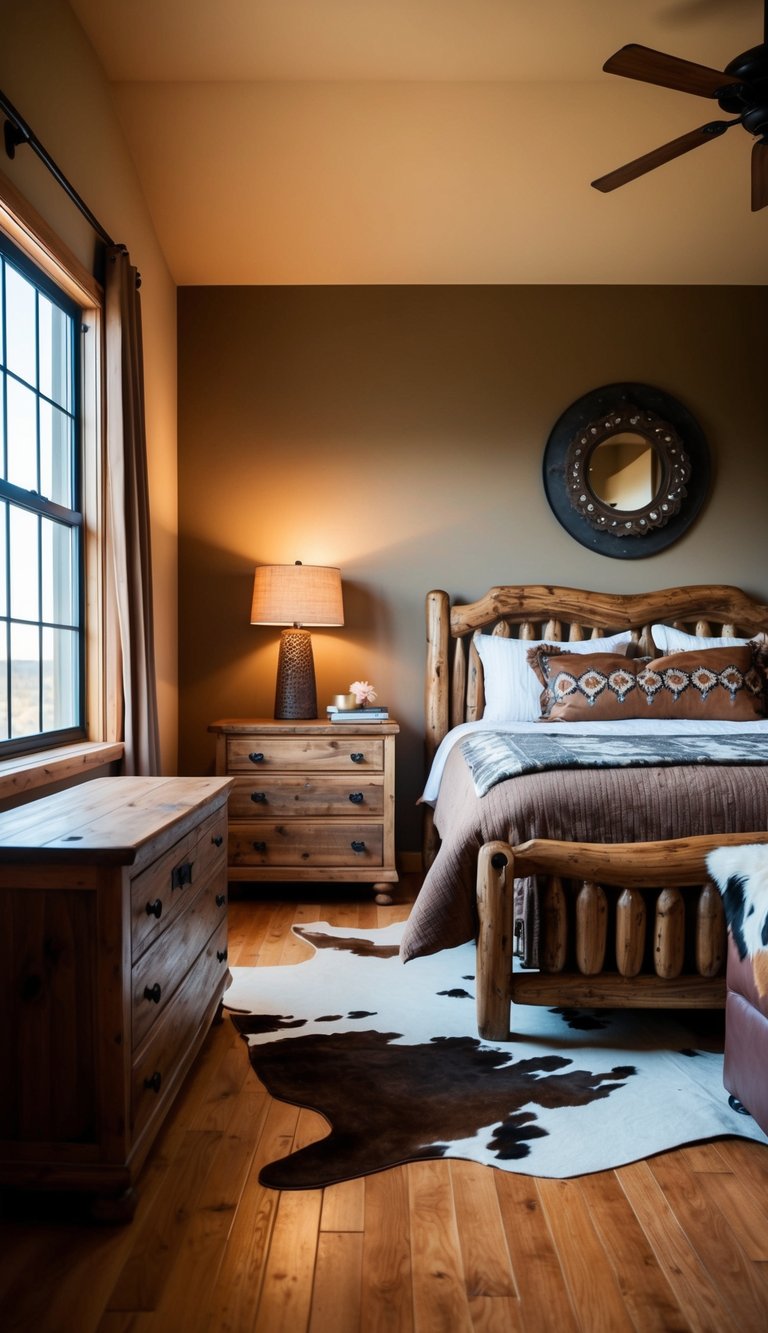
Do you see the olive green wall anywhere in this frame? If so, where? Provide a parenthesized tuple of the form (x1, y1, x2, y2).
(177, 285, 768, 853)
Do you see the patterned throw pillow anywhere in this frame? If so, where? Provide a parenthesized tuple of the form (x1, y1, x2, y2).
(527, 644, 766, 723)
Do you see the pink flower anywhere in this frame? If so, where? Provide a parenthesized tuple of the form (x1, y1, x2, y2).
(350, 680, 377, 705)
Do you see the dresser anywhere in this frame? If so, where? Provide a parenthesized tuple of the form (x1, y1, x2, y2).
(0, 775, 232, 1219)
(208, 718, 398, 901)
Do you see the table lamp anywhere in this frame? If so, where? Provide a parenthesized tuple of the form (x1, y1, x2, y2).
(250, 561, 344, 719)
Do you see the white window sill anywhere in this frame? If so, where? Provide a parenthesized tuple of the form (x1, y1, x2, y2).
(0, 741, 125, 807)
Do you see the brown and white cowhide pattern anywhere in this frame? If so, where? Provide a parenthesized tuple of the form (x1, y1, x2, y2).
(225, 923, 768, 1190)
(707, 845, 768, 998)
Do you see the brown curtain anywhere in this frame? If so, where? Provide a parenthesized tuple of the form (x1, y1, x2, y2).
(105, 245, 161, 775)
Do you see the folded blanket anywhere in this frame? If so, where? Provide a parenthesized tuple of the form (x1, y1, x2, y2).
(461, 732, 768, 799)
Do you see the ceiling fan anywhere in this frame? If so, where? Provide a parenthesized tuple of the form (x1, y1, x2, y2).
(591, 0, 768, 210)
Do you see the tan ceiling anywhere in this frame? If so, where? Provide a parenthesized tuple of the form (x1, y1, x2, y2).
(68, 0, 768, 284)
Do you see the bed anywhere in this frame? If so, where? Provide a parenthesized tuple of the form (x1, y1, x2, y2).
(401, 584, 768, 1040)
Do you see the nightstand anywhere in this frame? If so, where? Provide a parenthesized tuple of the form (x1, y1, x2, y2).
(208, 718, 399, 902)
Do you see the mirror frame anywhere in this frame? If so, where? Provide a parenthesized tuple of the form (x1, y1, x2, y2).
(543, 382, 710, 559)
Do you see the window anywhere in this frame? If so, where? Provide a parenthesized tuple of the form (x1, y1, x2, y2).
(0, 231, 84, 754)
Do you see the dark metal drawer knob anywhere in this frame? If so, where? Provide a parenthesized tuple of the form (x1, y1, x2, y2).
(351, 840, 366, 854)
(212, 834, 223, 847)
(144, 983, 162, 1004)
(250, 791, 267, 804)
(348, 792, 364, 804)
(144, 1071, 162, 1094)
(217, 948, 228, 963)
(350, 753, 364, 764)
(171, 861, 193, 890)
(248, 752, 265, 764)
(145, 898, 163, 919)
(216, 893, 226, 908)
(253, 840, 267, 852)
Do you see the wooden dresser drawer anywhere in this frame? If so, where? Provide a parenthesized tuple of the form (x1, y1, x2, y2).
(228, 775, 385, 819)
(130, 805, 228, 961)
(226, 734, 384, 773)
(131, 869, 228, 1047)
(132, 917, 229, 1144)
(228, 820, 384, 868)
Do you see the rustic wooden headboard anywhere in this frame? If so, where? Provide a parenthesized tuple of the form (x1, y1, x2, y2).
(423, 584, 768, 867)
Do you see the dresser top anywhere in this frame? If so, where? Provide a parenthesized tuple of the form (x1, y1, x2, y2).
(208, 717, 399, 735)
(0, 776, 232, 865)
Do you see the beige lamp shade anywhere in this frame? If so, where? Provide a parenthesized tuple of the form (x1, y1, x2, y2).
(250, 562, 344, 627)
(250, 562, 344, 719)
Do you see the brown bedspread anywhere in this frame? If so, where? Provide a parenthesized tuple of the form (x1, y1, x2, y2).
(400, 740, 768, 963)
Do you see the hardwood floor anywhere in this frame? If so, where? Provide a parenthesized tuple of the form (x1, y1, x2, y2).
(2, 875, 768, 1332)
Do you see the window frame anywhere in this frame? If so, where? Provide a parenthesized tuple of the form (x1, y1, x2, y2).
(0, 229, 86, 756)
(0, 167, 120, 784)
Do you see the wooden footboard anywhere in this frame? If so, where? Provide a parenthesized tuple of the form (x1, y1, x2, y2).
(476, 832, 768, 1041)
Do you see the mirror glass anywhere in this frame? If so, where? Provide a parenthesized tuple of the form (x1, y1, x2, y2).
(587, 433, 662, 512)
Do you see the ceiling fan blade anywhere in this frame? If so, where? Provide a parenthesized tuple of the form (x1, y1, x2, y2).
(752, 140, 768, 211)
(591, 121, 731, 193)
(603, 44, 742, 98)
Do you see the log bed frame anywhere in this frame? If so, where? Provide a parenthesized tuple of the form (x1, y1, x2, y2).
(423, 584, 768, 1041)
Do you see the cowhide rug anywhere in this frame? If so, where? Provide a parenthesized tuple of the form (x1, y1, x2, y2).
(225, 922, 768, 1190)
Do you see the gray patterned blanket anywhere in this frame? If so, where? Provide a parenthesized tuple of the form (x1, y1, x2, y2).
(461, 732, 768, 798)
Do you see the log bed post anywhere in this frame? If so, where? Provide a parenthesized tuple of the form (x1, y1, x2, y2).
(423, 589, 450, 869)
(476, 841, 515, 1040)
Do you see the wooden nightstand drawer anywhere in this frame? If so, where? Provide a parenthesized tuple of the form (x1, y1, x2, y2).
(131, 870, 228, 1047)
(226, 734, 384, 773)
(132, 917, 229, 1143)
(130, 806, 227, 961)
(228, 775, 385, 819)
(228, 820, 384, 868)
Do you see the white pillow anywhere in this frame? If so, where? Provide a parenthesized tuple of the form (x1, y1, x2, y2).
(474, 629, 633, 722)
(651, 624, 747, 654)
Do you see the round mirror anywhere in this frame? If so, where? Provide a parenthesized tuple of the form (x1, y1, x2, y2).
(543, 383, 710, 559)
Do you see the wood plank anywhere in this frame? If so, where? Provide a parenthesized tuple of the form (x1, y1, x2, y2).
(618, 1159, 743, 1333)
(309, 1231, 364, 1333)
(408, 1159, 472, 1332)
(361, 1166, 414, 1333)
(579, 1169, 688, 1331)
(253, 1188, 322, 1333)
(320, 1176, 366, 1232)
(648, 1151, 768, 1321)
(493, 1172, 579, 1332)
(536, 1177, 635, 1331)
(449, 1161, 520, 1316)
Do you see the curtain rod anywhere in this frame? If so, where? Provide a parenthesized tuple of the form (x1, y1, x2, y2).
(0, 86, 115, 248)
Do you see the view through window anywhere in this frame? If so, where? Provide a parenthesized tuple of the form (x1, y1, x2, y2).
(0, 231, 84, 753)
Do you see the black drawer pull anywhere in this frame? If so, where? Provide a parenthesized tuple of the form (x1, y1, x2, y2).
(217, 949, 228, 963)
(216, 893, 226, 908)
(348, 791, 364, 804)
(144, 1071, 162, 1094)
(144, 983, 162, 1004)
(253, 840, 267, 853)
(250, 791, 268, 804)
(351, 840, 366, 854)
(350, 753, 364, 764)
(249, 752, 265, 764)
(145, 898, 163, 919)
(171, 861, 193, 891)
(212, 834, 223, 847)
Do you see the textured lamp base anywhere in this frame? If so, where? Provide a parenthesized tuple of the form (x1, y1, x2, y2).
(274, 627, 318, 719)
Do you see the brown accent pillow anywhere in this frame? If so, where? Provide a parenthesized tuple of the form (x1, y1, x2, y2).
(526, 644, 766, 723)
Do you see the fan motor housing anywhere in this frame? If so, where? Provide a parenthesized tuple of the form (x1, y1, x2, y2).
(719, 45, 768, 117)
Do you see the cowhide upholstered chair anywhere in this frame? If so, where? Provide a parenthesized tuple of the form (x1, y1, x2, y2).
(707, 845, 768, 1137)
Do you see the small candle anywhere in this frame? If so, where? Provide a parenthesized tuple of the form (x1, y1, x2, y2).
(333, 693, 357, 711)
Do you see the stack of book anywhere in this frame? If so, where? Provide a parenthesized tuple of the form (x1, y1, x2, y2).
(327, 704, 389, 722)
